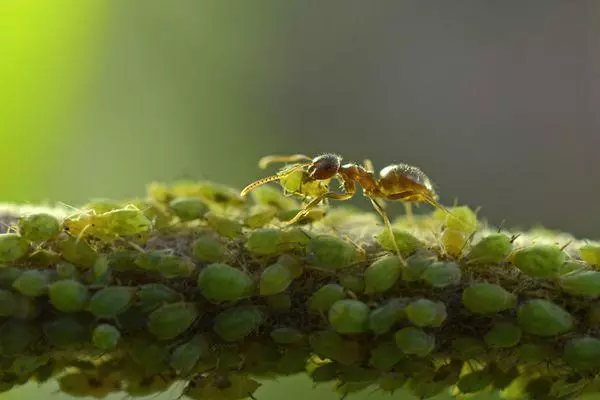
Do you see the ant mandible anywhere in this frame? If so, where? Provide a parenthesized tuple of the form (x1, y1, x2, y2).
(240, 153, 456, 262)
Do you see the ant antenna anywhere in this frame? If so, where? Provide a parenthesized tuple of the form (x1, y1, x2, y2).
(258, 154, 311, 169)
(240, 163, 311, 198)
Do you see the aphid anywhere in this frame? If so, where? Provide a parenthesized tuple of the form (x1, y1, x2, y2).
(240, 153, 460, 261)
(62, 204, 152, 243)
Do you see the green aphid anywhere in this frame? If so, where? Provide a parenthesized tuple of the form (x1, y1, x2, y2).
(56, 236, 98, 269)
(369, 341, 405, 372)
(213, 306, 264, 342)
(249, 185, 298, 210)
(489, 364, 520, 390)
(563, 336, 600, 370)
(137, 283, 182, 313)
(48, 279, 90, 313)
(243, 207, 278, 228)
(402, 249, 436, 282)
(136, 251, 194, 278)
(462, 283, 517, 314)
(170, 334, 210, 373)
(368, 298, 406, 335)
(12, 270, 48, 297)
(105, 250, 138, 272)
(308, 283, 345, 313)
(18, 213, 61, 242)
(422, 261, 461, 288)
(307, 235, 360, 270)
(364, 255, 402, 294)
(64, 207, 152, 241)
(265, 293, 292, 311)
(517, 299, 574, 336)
(328, 299, 370, 334)
(394, 327, 435, 357)
(517, 343, 553, 363)
(0, 268, 22, 290)
(467, 234, 512, 264)
(128, 339, 170, 375)
(0, 320, 39, 355)
(259, 262, 295, 296)
(524, 378, 553, 399)
(434, 205, 478, 232)
(457, 369, 493, 394)
(197, 263, 253, 302)
(484, 322, 522, 348)
(245, 228, 285, 256)
(311, 362, 338, 383)
(339, 275, 364, 293)
(309, 330, 363, 366)
(11, 293, 37, 320)
(513, 245, 566, 278)
(88, 286, 134, 318)
(192, 234, 227, 263)
(0, 233, 29, 263)
(405, 299, 446, 327)
(451, 337, 486, 360)
(281, 227, 312, 248)
(205, 212, 243, 239)
(128, 199, 172, 229)
(90, 254, 110, 284)
(10, 355, 49, 378)
(270, 327, 305, 344)
(277, 347, 311, 375)
(377, 372, 407, 392)
(560, 270, 600, 297)
(579, 244, 600, 266)
(148, 302, 199, 341)
(43, 316, 90, 347)
(92, 324, 121, 350)
(169, 197, 209, 222)
(375, 228, 424, 255)
(27, 249, 61, 267)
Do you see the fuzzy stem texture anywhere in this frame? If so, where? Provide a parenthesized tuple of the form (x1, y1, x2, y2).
(0, 180, 598, 400)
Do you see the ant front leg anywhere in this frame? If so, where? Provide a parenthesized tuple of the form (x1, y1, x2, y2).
(285, 192, 354, 225)
(368, 197, 407, 266)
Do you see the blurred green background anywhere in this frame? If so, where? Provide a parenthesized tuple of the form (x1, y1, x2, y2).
(1, 1, 599, 399)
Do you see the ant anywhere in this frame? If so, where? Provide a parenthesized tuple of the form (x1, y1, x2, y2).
(240, 153, 460, 262)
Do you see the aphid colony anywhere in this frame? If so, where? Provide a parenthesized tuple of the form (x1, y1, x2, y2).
(0, 167, 596, 399)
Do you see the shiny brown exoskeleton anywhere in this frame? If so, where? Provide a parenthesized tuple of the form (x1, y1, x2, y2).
(240, 153, 454, 262)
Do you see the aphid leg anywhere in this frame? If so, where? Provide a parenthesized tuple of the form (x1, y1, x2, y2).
(368, 197, 407, 266)
(240, 163, 311, 198)
(258, 154, 311, 169)
(285, 192, 354, 225)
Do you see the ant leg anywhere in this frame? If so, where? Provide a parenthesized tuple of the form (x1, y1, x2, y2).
(240, 163, 310, 198)
(258, 154, 311, 169)
(403, 202, 414, 224)
(363, 159, 374, 173)
(388, 192, 470, 229)
(368, 197, 406, 266)
(285, 192, 354, 225)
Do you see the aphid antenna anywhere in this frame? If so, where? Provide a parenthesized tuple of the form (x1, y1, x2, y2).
(57, 201, 94, 216)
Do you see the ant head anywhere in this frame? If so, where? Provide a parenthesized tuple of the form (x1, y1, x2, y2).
(307, 154, 341, 180)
